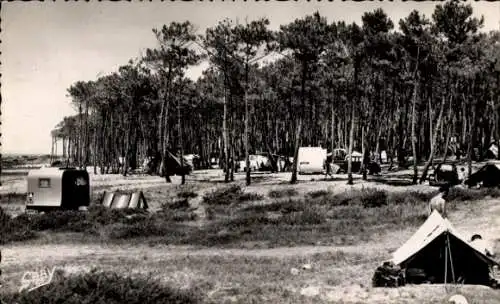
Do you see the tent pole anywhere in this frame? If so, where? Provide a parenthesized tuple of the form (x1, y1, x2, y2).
(444, 233, 448, 288)
(447, 234, 456, 283)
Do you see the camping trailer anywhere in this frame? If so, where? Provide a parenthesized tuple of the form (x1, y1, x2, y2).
(26, 167, 90, 211)
(298, 147, 327, 174)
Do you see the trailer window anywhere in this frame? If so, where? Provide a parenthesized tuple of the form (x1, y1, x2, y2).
(38, 178, 51, 188)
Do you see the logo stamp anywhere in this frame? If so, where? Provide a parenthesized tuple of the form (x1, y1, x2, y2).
(19, 266, 57, 293)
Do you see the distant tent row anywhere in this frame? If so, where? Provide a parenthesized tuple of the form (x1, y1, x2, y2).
(100, 191, 148, 210)
(387, 210, 498, 286)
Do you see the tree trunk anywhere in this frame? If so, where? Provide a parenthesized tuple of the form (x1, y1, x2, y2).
(290, 61, 308, 184)
(361, 125, 367, 180)
(93, 127, 98, 175)
(223, 85, 230, 183)
(419, 95, 446, 184)
(78, 103, 83, 168)
(331, 103, 335, 155)
(84, 99, 90, 168)
(245, 80, 251, 185)
(290, 117, 303, 184)
(178, 96, 185, 185)
(347, 61, 359, 185)
(468, 103, 477, 180)
(442, 122, 452, 164)
(411, 80, 419, 184)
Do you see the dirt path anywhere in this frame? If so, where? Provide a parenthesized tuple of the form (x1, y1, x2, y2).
(1, 242, 388, 268)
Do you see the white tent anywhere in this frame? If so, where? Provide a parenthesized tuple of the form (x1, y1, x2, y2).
(391, 210, 498, 285)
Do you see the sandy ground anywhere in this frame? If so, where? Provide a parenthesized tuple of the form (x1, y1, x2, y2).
(2, 167, 500, 303)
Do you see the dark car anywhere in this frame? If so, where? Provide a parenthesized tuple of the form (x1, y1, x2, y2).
(430, 163, 459, 186)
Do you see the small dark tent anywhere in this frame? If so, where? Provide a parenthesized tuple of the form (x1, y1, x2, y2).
(465, 163, 500, 188)
(485, 143, 498, 160)
(391, 211, 499, 286)
(165, 150, 191, 176)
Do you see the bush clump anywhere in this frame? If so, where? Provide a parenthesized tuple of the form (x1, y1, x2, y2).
(0, 207, 36, 244)
(446, 187, 500, 202)
(359, 189, 388, 208)
(322, 189, 387, 208)
(268, 188, 299, 199)
(282, 209, 326, 225)
(203, 184, 244, 205)
(177, 190, 199, 199)
(0, 192, 26, 204)
(241, 199, 304, 214)
(1, 269, 201, 304)
(163, 198, 191, 210)
(389, 191, 434, 205)
(237, 192, 265, 202)
(306, 190, 330, 199)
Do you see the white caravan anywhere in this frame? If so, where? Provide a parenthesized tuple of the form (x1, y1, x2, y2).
(298, 147, 327, 174)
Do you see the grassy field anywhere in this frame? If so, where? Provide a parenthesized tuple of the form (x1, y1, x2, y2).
(1, 168, 500, 303)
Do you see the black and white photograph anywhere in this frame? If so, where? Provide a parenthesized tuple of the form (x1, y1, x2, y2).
(1, 1, 500, 303)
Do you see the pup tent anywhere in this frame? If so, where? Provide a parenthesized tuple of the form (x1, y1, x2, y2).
(465, 162, 500, 188)
(100, 191, 148, 210)
(143, 150, 192, 175)
(373, 210, 499, 287)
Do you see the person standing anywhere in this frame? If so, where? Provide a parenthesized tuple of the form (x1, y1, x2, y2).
(457, 167, 467, 185)
(429, 185, 450, 217)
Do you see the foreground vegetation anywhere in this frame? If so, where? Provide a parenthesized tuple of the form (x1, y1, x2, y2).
(1, 269, 201, 304)
(2, 185, 498, 248)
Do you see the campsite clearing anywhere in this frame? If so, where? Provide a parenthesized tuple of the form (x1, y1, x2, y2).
(1, 167, 500, 303)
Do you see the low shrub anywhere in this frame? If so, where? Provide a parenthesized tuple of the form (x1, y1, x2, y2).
(106, 220, 162, 240)
(321, 189, 387, 207)
(177, 190, 198, 199)
(241, 199, 304, 214)
(0, 192, 26, 204)
(203, 184, 243, 205)
(225, 213, 274, 229)
(157, 209, 198, 222)
(0, 207, 36, 244)
(359, 188, 387, 208)
(86, 205, 148, 226)
(1, 269, 201, 304)
(163, 198, 190, 210)
(282, 209, 326, 225)
(446, 187, 500, 202)
(27, 210, 92, 232)
(389, 191, 434, 205)
(306, 190, 330, 199)
(238, 192, 265, 202)
(268, 188, 299, 199)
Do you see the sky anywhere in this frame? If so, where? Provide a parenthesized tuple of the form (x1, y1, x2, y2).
(2, 1, 500, 155)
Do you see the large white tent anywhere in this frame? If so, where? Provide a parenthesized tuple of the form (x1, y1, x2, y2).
(391, 210, 498, 285)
